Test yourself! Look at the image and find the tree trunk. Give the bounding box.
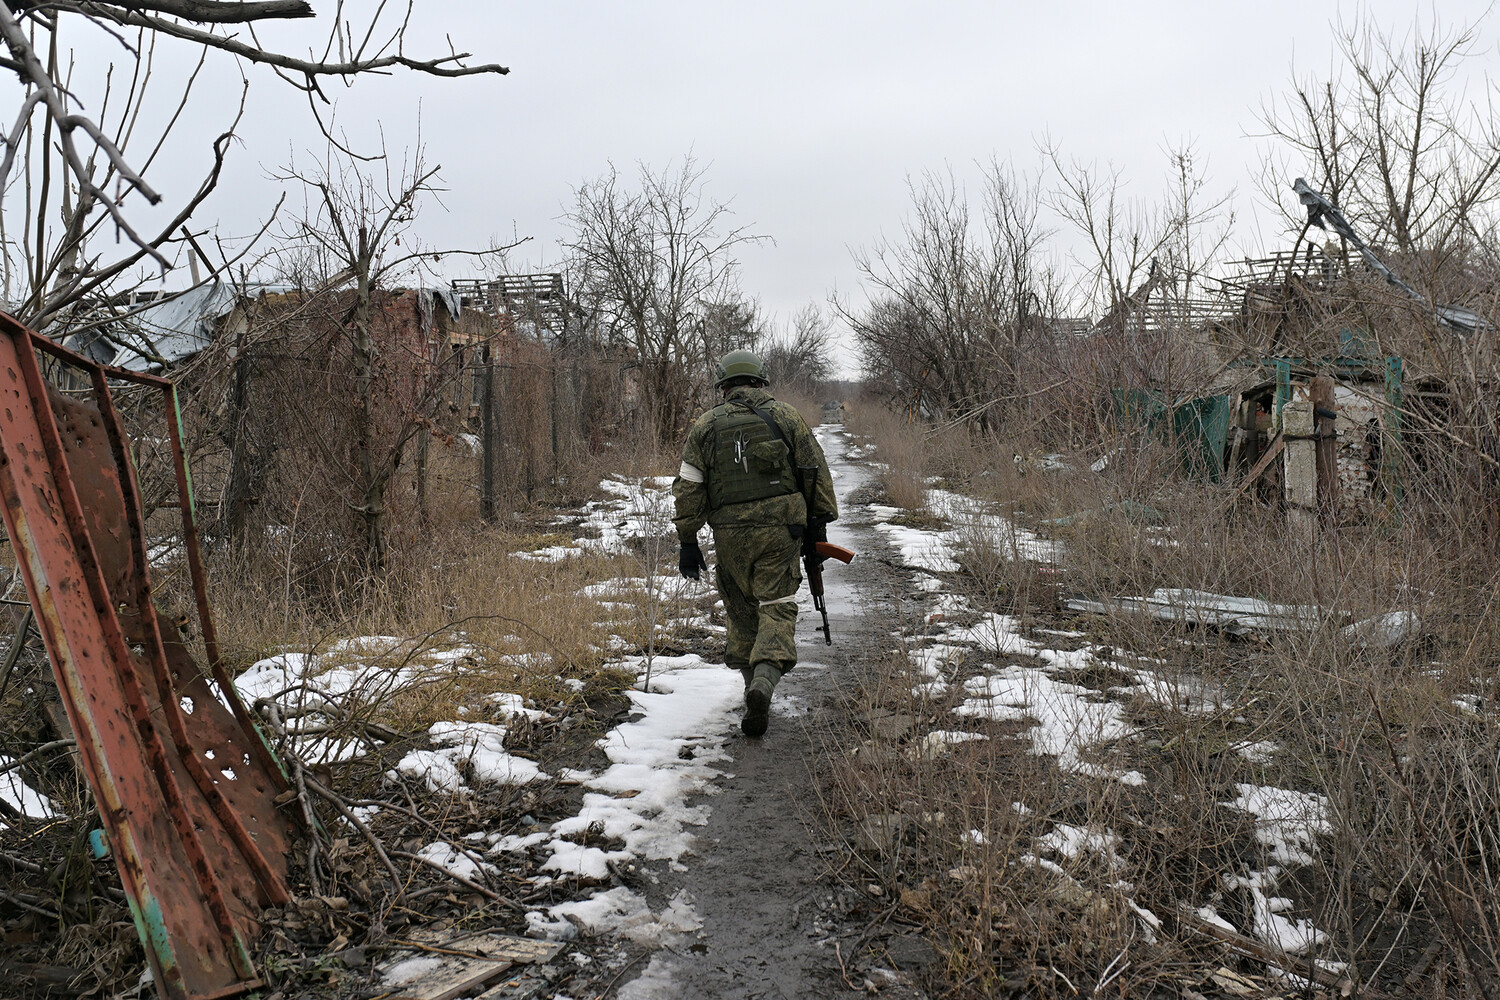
[220,317,257,541]
[351,249,386,573]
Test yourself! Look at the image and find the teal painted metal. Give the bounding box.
[1172,394,1233,482]
[1338,327,1374,358]
[1111,389,1233,482]
[1274,359,1292,429]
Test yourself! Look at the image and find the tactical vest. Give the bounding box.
[707,402,798,510]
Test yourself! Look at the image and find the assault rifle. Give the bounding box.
[806,541,856,645]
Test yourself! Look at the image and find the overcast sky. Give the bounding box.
[76,1,1499,372]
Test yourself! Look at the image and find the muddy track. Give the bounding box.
[608,429,923,1000]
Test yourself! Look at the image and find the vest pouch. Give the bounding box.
[749,438,790,475]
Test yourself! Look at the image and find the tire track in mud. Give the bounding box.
[607,426,922,1000]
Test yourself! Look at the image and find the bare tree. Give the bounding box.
[0,2,506,345]
[219,145,514,576]
[844,164,1058,431]
[564,156,766,440]
[762,303,831,397]
[1257,11,1500,549]
[1256,12,1500,268]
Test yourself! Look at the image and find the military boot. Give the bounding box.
[741,662,781,737]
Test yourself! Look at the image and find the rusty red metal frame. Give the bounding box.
[0,313,293,1000]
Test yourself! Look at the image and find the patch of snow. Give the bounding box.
[875,521,961,573]
[236,638,476,764]
[0,757,58,818]
[1196,905,1237,933]
[617,955,680,1000]
[531,886,687,945]
[955,666,1141,784]
[546,653,738,866]
[1037,823,1124,869]
[414,841,495,881]
[395,721,545,793]
[1225,869,1327,955]
[1233,740,1280,764]
[513,544,581,563]
[543,840,631,880]
[488,692,546,721]
[1116,667,1227,715]
[1223,783,1330,867]
[382,955,444,986]
[490,831,550,854]
[1342,610,1419,649]
[910,730,989,760]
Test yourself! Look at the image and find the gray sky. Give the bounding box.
[84,1,1498,372]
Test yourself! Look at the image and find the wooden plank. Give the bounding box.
[382,933,563,1000]
[1311,375,1339,519]
[1227,433,1285,502]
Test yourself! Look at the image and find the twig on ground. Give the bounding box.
[0,739,76,777]
[304,775,406,891]
[834,940,860,990]
[390,849,521,909]
[0,889,61,920]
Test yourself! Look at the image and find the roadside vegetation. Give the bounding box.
[807,12,1500,998]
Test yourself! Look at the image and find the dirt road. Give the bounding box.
[611,426,915,1000]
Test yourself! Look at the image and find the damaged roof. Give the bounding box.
[67,282,465,372]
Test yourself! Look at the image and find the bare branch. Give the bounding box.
[31,0,316,20]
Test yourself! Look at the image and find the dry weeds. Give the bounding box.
[821,399,1500,999]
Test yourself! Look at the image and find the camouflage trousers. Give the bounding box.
[712,525,802,685]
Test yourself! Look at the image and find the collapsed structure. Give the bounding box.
[1094,179,1495,529]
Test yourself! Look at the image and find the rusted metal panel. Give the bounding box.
[0,313,294,1000]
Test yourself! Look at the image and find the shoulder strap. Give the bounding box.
[740,401,787,447]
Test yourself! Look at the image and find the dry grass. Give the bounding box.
[825,400,1500,998]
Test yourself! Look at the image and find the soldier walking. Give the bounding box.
[673,350,838,736]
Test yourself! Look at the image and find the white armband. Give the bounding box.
[678,461,705,484]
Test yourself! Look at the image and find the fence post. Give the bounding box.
[1283,395,1318,545]
[1311,375,1339,522]
[480,345,496,522]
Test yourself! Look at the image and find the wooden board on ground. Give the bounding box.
[381,932,563,1000]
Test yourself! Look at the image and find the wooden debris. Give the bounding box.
[1227,432,1285,502]
[379,932,563,1000]
[1066,588,1327,638]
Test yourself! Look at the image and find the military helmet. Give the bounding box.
[714,349,767,388]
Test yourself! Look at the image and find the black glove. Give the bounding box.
[678,541,708,580]
[802,520,828,566]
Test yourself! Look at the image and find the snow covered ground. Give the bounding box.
[867,488,1060,588]
[877,470,1336,962]
[514,474,678,562]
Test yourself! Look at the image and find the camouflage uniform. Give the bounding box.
[673,385,838,692]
